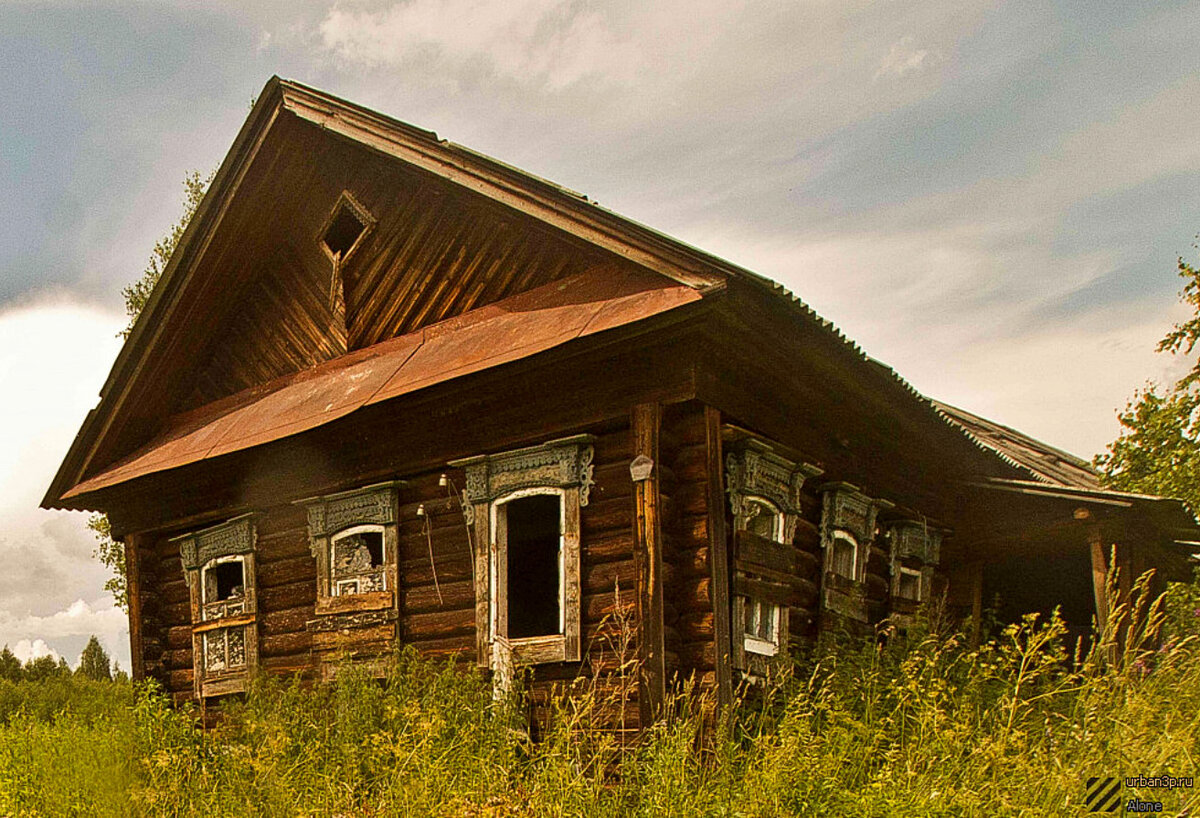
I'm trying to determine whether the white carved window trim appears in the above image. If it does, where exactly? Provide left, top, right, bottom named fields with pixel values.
left=329, top=523, right=389, bottom=598
left=296, top=483, right=401, bottom=620
left=172, top=514, right=258, bottom=700
left=201, top=554, right=247, bottom=620
left=725, top=440, right=823, bottom=674
left=740, top=497, right=784, bottom=657
left=489, top=487, right=568, bottom=651
left=829, top=530, right=860, bottom=581
left=449, top=435, right=593, bottom=671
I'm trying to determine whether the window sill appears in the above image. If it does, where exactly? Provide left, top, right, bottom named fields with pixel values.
left=193, top=614, right=255, bottom=633
left=505, top=634, right=567, bottom=665
left=316, top=590, right=393, bottom=617
left=744, top=636, right=779, bottom=657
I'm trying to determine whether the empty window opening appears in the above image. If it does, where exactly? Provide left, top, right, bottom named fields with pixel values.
left=897, top=567, right=922, bottom=601
left=331, top=527, right=386, bottom=596
left=830, top=531, right=858, bottom=580
left=505, top=494, right=562, bottom=639
left=201, top=557, right=247, bottom=621
left=322, top=203, right=367, bottom=260
left=211, top=561, right=244, bottom=601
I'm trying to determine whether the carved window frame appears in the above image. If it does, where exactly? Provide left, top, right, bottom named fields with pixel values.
left=819, top=483, right=892, bottom=624
left=885, top=520, right=943, bottom=618
left=173, top=515, right=258, bottom=699
left=450, top=435, right=594, bottom=671
left=725, top=439, right=823, bottom=674
left=298, top=482, right=401, bottom=621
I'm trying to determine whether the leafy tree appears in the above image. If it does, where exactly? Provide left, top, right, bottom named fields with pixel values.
left=23, top=655, right=67, bottom=682
left=88, top=514, right=126, bottom=612
left=91, top=169, right=214, bottom=612
left=76, top=635, right=112, bottom=682
left=1095, top=247, right=1200, bottom=511
left=0, top=647, right=20, bottom=682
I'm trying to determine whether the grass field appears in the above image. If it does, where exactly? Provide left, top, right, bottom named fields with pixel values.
left=1, top=573, right=1197, bottom=817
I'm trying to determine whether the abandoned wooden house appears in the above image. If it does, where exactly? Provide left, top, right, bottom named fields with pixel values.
left=44, top=77, right=1200, bottom=724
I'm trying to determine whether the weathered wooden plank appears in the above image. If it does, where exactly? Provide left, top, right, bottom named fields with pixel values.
left=125, top=533, right=145, bottom=681
left=704, top=407, right=732, bottom=706
left=632, top=402, right=665, bottom=722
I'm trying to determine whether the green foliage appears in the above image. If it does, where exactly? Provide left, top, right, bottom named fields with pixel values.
left=87, top=513, right=127, bottom=613
left=77, top=635, right=113, bottom=682
left=0, top=647, right=20, bottom=683
left=1095, top=248, right=1200, bottom=511
left=22, top=655, right=69, bottom=683
left=1, top=584, right=1198, bottom=816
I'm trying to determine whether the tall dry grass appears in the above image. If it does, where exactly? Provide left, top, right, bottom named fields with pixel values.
left=1, top=569, right=1197, bottom=816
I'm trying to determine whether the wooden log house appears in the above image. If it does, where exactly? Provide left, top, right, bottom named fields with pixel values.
left=44, top=78, right=1200, bottom=724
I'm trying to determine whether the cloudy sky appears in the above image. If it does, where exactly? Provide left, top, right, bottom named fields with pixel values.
left=3, top=1, right=1199, bottom=669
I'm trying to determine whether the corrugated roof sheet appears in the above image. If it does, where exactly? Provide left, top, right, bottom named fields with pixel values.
left=932, top=400, right=1101, bottom=489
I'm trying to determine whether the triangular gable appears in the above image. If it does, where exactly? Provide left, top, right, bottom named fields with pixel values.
left=45, top=77, right=1044, bottom=511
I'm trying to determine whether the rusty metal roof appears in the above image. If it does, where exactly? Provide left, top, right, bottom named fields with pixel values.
left=63, top=266, right=699, bottom=500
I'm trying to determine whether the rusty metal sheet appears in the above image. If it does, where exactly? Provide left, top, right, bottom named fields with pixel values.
left=64, top=268, right=699, bottom=499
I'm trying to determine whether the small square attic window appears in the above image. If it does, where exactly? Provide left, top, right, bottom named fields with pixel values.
left=320, top=192, right=374, bottom=265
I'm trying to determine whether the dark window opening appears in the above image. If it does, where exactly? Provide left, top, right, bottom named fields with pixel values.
left=505, top=494, right=561, bottom=639
left=212, top=561, right=244, bottom=602
left=897, top=569, right=921, bottom=601
left=322, top=204, right=366, bottom=259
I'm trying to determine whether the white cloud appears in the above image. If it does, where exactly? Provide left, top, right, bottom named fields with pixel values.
left=875, top=36, right=935, bottom=79
left=9, top=639, right=59, bottom=665
left=0, top=600, right=128, bottom=670
left=317, top=0, right=643, bottom=90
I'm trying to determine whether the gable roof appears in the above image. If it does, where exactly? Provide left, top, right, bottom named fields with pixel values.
left=42, top=77, right=1088, bottom=511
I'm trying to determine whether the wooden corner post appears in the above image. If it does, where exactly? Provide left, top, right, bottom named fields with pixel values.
left=123, top=533, right=146, bottom=681
left=1088, top=524, right=1109, bottom=636
left=704, top=406, right=733, bottom=707
left=632, top=403, right=666, bottom=723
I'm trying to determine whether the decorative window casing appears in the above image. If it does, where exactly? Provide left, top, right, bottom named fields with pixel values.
left=726, top=440, right=823, bottom=673
left=300, top=482, right=400, bottom=614
left=885, top=520, right=943, bottom=623
left=450, top=435, right=594, bottom=672
left=174, top=515, right=258, bottom=699
left=819, top=483, right=892, bottom=623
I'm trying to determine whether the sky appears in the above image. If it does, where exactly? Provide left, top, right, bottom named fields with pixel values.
left=2, top=1, right=1200, bottom=670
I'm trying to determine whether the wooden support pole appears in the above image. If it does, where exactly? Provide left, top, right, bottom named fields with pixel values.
left=124, top=534, right=145, bottom=681
left=632, top=403, right=665, bottom=724
left=704, top=406, right=733, bottom=708
left=969, top=562, right=983, bottom=649
left=1088, top=525, right=1109, bottom=636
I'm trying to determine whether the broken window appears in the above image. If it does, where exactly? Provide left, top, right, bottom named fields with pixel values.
left=451, top=435, right=593, bottom=671
left=202, top=556, right=247, bottom=620
left=330, top=525, right=387, bottom=597
left=173, top=515, right=258, bottom=699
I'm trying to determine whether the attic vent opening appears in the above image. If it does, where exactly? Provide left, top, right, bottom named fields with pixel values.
left=319, top=192, right=374, bottom=266
left=323, top=206, right=365, bottom=259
